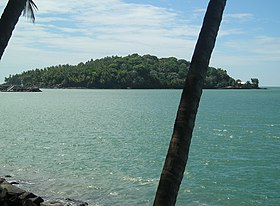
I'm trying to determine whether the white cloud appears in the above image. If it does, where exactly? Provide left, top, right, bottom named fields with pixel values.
left=0, top=0, right=200, bottom=81
left=0, top=1, right=279, bottom=86
left=221, top=35, right=280, bottom=62
left=8, top=0, right=200, bottom=54
left=224, top=13, right=254, bottom=22
left=210, top=35, right=280, bottom=86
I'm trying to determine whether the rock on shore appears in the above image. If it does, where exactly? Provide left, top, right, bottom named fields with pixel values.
left=0, top=85, right=42, bottom=92
left=0, top=177, right=88, bottom=206
left=0, top=177, right=43, bottom=206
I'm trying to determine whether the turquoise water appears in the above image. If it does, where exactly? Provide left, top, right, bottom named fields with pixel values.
left=0, top=88, right=279, bottom=205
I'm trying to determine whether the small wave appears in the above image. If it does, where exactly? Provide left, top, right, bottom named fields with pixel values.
left=109, top=192, right=118, bottom=196
left=122, top=176, right=158, bottom=186
left=266, top=123, right=280, bottom=127
left=184, top=189, right=191, bottom=193
left=43, top=146, right=51, bottom=150
left=213, top=129, right=228, bottom=132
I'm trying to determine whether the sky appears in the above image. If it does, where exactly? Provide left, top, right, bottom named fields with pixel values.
left=0, top=0, right=279, bottom=86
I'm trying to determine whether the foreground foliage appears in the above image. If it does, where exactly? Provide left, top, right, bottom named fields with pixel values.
left=5, top=54, right=235, bottom=89
left=0, top=0, right=38, bottom=59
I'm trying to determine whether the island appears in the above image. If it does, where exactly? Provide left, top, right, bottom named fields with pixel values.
left=3, top=54, right=260, bottom=89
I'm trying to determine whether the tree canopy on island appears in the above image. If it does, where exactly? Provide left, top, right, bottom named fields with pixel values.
left=4, top=53, right=235, bottom=89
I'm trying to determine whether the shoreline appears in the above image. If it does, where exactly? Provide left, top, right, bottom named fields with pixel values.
left=0, top=84, right=271, bottom=91
left=0, top=85, right=41, bottom=92
left=0, top=176, right=88, bottom=206
left=39, top=86, right=268, bottom=90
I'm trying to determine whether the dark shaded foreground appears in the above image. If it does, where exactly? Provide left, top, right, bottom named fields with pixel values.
left=0, top=177, right=88, bottom=206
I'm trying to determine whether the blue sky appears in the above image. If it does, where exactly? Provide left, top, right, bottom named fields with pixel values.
left=0, top=0, right=279, bottom=86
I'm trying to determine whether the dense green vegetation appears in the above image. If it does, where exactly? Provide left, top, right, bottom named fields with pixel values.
left=4, top=54, right=235, bottom=89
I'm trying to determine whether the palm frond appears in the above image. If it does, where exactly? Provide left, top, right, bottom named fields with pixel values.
left=23, top=0, right=38, bottom=22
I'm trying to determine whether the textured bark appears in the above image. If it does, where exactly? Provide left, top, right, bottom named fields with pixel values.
left=0, top=0, right=27, bottom=60
left=154, top=0, right=227, bottom=205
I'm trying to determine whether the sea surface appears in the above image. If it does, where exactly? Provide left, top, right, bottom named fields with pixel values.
left=0, top=88, right=279, bottom=205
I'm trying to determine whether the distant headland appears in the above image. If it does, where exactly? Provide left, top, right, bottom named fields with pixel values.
left=3, top=54, right=261, bottom=90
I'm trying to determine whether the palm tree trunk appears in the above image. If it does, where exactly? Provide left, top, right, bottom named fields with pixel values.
left=154, top=0, right=227, bottom=205
left=0, top=0, right=27, bottom=60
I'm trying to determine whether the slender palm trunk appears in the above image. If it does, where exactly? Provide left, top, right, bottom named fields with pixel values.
left=154, top=0, right=227, bottom=205
left=0, top=0, right=27, bottom=60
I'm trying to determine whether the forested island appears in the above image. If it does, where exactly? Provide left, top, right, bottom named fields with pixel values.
left=4, top=54, right=259, bottom=89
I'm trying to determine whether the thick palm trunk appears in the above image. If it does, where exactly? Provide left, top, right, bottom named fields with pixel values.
left=0, top=0, right=27, bottom=60
left=154, top=0, right=227, bottom=205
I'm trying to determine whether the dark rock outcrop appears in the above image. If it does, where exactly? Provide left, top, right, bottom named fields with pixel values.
left=41, top=198, right=88, bottom=206
left=0, top=178, right=43, bottom=206
left=0, top=177, right=88, bottom=206
left=0, top=85, right=42, bottom=92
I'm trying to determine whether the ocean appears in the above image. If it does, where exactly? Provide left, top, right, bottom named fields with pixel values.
left=0, top=88, right=279, bottom=205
